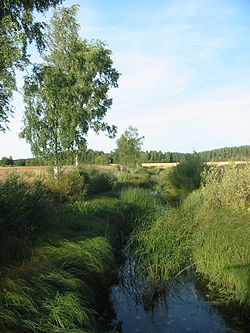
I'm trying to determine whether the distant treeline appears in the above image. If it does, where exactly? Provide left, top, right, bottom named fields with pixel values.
left=1, top=145, right=249, bottom=166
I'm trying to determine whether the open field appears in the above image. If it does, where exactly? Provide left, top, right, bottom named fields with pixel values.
left=141, top=161, right=248, bottom=168
left=0, top=161, right=248, bottom=178
left=0, top=166, right=49, bottom=177
left=0, top=164, right=116, bottom=178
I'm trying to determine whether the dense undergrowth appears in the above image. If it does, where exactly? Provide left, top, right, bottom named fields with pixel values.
left=129, top=163, right=250, bottom=318
left=0, top=167, right=157, bottom=332
left=0, top=162, right=249, bottom=331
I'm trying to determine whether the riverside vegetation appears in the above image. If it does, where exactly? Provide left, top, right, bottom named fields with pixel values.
left=0, top=162, right=249, bottom=331
left=0, top=167, right=130, bottom=332
left=0, top=165, right=169, bottom=332
left=129, top=162, right=250, bottom=324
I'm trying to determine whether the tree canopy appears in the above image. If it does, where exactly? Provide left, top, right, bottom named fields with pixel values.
left=0, top=0, right=63, bottom=131
left=115, top=126, right=144, bottom=166
left=20, top=5, right=120, bottom=169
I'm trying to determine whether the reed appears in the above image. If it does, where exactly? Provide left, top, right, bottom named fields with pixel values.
left=129, top=164, right=250, bottom=311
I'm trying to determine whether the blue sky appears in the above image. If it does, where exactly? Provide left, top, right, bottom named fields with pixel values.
left=1, top=0, right=250, bottom=158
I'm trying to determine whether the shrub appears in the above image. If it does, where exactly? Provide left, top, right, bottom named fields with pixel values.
left=0, top=174, right=53, bottom=237
left=44, top=171, right=86, bottom=203
left=79, top=168, right=116, bottom=195
left=201, top=163, right=250, bottom=211
left=169, top=158, right=207, bottom=193
left=114, top=166, right=153, bottom=190
left=155, top=168, right=181, bottom=205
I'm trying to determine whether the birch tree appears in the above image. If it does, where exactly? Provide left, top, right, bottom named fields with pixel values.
left=20, top=5, right=119, bottom=171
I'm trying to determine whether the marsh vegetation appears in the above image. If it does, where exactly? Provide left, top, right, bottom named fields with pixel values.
left=0, top=161, right=249, bottom=332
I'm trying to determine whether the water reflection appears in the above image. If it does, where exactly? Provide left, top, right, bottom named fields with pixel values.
left=108, top=256, right=245, bottom=333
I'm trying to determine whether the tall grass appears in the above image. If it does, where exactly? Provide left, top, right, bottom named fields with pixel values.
left=0, top=169, right=132, bottom=332
left=129, top=163, right=250, bottom=312
left=0, top=174, right=56, bottom=267
left=119, top=187, right=164, bottom=224
left=0, top=237, right=113, bottom=332
left=129, top=209, right=193, bottom=284
left=192, top=208, right=250, bottom=308
left=189, top=164, right=250, bottom=309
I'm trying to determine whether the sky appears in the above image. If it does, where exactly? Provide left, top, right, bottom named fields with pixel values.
left=1, top=0, right=250, bottom=158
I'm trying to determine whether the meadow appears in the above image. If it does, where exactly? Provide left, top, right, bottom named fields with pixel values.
left=0, top=162, right=249, bottom=332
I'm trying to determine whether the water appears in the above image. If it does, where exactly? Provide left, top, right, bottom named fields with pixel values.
left=107, top=256, right=248, bottom=333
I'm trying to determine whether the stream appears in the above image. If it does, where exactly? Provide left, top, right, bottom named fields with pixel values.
left=106, top=255, right=248, bottom=333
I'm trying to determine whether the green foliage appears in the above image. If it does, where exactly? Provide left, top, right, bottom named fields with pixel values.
left=44, top=171, right=86, bottom=203
left=201, top=164, right=250, bottom=211
left=0, top=168, right=139, bottom=332
left=120, top=187, right=163, bottom=226
left=0, top=174, right=55, bottom=266
left=189, top=164, right=250, bottom=308
left=79, top=167, right=116, bottom=195
left=130, top=209, right=193, bottom=284
left=191, top=208, right=250, bottom=308
left=114, top=166, right=153, bottom=190
left=0, top=174, right=53, bottom=236
left=14, top=158, right=26, bottom=166
left=169, top=157, right=206, bottom=194
left=1, top=156, right=14, bottom=166
left=131, top=163, right=250, bottom=311
left=198, top=145, right=250, bottom=161
left=115, top=126, right=144, bottom=166
left=21, top=5, right=119, bottom=169
left=155, top=168, right=181, bottom=204
left=94, top=154, right=108, bottom=165
left=0, top=237, right=113, bottom=332
left=0, top=0, right=63, bottom=131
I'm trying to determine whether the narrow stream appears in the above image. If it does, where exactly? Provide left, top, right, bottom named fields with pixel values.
left=107, top=256, right=248, bottom=333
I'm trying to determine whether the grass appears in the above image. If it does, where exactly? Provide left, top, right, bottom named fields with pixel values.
left=129, top=209, right=193, bottom=284
left=129, top=164, right=250, bottom=315
left=0, top=170, right=141, bottom=332
left=0, top=234, right=115, bottom=332
left=192, top=208, right=250, bottom=308
left=1, top=163, right=249, bottom=331
left=0, top=166, right=166, bottom=332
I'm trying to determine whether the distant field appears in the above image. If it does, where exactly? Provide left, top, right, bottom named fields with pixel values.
left=0, top=161, right=248, bottom=178
left=0, top=164, right=115, bottom=178
left=0, top=166, right=49, bottom=177
left=141, top=161, right=248, bottom=168
left=141, top=162, right=177, bottom=168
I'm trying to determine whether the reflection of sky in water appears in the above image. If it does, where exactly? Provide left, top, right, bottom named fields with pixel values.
left=110, top=268, right=240, bottom=333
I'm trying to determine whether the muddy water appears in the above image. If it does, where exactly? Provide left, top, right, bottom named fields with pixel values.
left=107, top=256, right=247, bottom=333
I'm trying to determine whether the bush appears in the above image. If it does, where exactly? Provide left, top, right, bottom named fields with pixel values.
left=155, top=168, right=181, bottom=205
left=44, top=171, right=86, bottom=203
left=79, top=168, right=116, bottom=195
left=114, top=166, right=153, bottom=190
left=169, top=158, right=207, bottom=194
left=0, top=174, right=53, bottom=237
left=201, top=163, right=250, bottom=211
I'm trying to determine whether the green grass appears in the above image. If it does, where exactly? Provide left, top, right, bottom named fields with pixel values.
left=0, top=236, right=114, bottom=332
left=0, top=173, right=136, bottom=332
left=1, top=164, right=249, bottom=331
left=129, top=209, right=193, bottom=284
left=192, top=208, right=250, bottom=308
left=129, top=164, right=250, bottom=314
